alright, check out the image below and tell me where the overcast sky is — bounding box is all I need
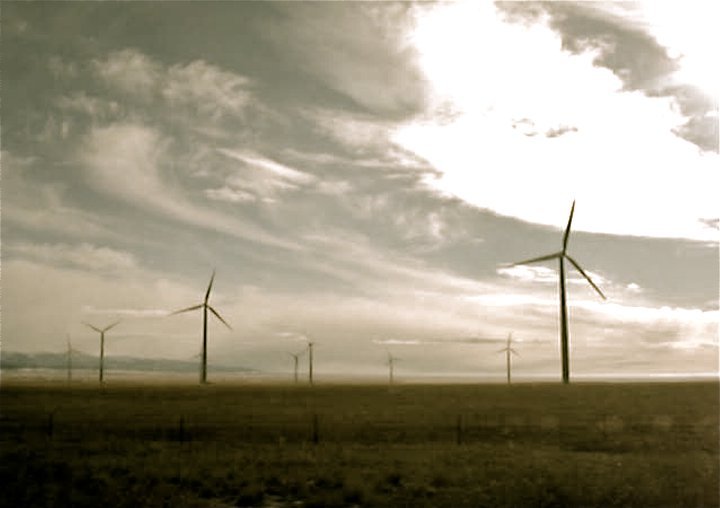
[2,1,717,381]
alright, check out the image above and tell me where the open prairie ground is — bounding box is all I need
[1,381,717,507]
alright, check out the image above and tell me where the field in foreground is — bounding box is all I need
[1,381,717,507]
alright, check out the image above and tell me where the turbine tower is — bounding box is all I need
[510,201,606,384]
[386,352,400,386]
[170,270,231,384]
[83,321,119,384]
[307,340,314,386]
[288,350,305,384]
[66,334,73,383]
[497,333,519,385]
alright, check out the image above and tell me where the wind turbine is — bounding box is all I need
[497,333,519,385]
[65,334,81,383]
[170,271,231,384]
[386,352,400,386]
[307,340,315,386]
[83,321,120,384]
[288,350,305,384]
[510,201,606,384]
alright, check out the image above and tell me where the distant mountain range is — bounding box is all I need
[0,351,254,373]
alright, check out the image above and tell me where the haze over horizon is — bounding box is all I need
[1,1,717,381]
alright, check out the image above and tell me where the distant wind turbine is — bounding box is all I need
[509,201,606,384]
[307,340,315,386]
[386,352,400,386]
[83,321,120,384]
[170,270,231,384]
[288,350,305,384]
[497,333,519,385]
[66,334,73,383]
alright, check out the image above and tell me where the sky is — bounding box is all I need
[1,1,718,382]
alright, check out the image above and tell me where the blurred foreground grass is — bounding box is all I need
[1,382,717,507]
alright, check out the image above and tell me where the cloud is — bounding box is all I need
[81,305,169,318]
[163,60,252,120]
[395,1,719,241]
[9,242,138,272]
[215,148,316,202]
[497,265,557,284]
[92,48,256,126]
[78,122,300,249]
[204,186,257,204]
[56,92,121,120]
[372,339,422,346]
[264,2,427,116]
[0,150,117,240]
[521,2,718,152]
[93,49,162,98]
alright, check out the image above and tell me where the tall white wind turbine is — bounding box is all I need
[509,201,606,384]
[170,271,231,384]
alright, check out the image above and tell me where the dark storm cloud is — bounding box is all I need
[497,2,718,152]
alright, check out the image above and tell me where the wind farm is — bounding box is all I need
[2,202,715,506]
[3,1,718,505]
[3,225,716,508]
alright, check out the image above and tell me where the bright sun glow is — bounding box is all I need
[396,1,719,242]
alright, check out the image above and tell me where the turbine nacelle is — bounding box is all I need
[510,202,605,301]
[83,321,120,334]
[497,333,519,356]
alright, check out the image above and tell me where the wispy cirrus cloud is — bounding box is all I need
[212,148,316,202]
[9,242,138,272]
[78,122,300,250]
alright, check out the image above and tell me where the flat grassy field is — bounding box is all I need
[1,381,717,507]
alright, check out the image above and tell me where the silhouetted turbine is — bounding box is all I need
[83,321,120,384]
[307,340,315,386]
[170,271,231,384]
[66,334,73,383]
[386,352,400,386]
[510,201,606,384]
[288,350,305,384]
[497,333,519,385]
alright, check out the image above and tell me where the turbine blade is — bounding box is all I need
[565,255,607,300]
[83,322,102,333]
[511,349,520,357]
[204,270,216,304]
[562,200,576,252]
[102,321,120,332]
[512,251,562,266]
[169,303,203,316]
[207,305,232,330]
